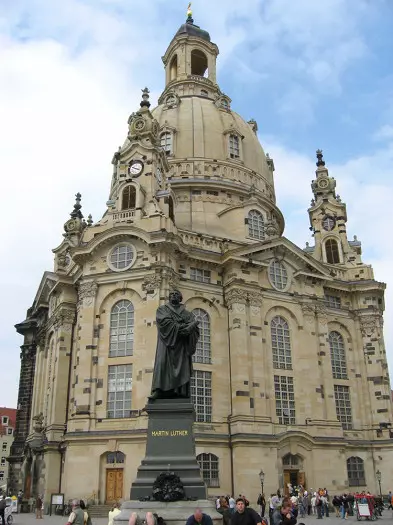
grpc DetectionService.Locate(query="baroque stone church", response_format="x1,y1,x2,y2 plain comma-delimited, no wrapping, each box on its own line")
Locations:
9,10,393,506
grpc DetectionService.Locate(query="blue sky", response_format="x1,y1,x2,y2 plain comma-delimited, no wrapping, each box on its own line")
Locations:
0,0,392,407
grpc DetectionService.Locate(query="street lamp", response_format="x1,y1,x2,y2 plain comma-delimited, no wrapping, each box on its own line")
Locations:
259,470,265,495
376,470,382,499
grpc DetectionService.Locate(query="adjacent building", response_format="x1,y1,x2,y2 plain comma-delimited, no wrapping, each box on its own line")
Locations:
0,408,16,493
9,11,393,506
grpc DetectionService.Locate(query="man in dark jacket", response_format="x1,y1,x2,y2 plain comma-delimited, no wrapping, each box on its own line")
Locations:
0,497,6,525
185,508,213,525
271,497,297,525
230,498,261,525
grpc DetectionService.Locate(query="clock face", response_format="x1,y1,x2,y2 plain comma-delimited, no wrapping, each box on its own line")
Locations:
318,178,328,189
129,161,143,177
322,216,335,231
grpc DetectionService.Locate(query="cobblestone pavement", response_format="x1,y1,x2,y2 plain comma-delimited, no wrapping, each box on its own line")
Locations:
8,511,393,525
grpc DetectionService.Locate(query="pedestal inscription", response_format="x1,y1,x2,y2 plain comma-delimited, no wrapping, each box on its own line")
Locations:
130,398,207,500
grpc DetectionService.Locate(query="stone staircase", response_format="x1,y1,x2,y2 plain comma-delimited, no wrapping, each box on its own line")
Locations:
88,504,112,518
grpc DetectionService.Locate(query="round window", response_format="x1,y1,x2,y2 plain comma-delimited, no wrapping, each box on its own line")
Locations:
269,260,289,291
108,244,135,271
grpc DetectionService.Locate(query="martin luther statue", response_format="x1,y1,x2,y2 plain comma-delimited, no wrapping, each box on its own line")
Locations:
150,290,199,400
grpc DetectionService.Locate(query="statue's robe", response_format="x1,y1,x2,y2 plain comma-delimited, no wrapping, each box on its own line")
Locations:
151,303,199,396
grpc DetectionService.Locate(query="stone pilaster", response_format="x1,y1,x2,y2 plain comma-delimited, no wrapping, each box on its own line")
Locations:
73,280,98,427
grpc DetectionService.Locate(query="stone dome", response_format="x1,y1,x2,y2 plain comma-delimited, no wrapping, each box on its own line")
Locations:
152,97,273,188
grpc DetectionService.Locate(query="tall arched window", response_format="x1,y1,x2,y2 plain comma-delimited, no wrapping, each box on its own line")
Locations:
169,54,178,81
192,309,211,364
329,331,347,379
191,50,208,77
168,196,175,224
248,210,264,240
122,186,136,210
325,239,340,264
197,453,219,487
347,457,365,486
109,300,134,357
160,132,172,155
271,316,292,369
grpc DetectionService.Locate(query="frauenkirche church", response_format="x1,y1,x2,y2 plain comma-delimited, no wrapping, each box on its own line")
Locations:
9,9,393,507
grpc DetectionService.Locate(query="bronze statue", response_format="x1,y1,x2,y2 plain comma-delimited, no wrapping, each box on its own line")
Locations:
150,290,199,400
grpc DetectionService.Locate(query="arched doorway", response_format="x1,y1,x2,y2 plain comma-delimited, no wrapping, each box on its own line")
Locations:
282,454,305,494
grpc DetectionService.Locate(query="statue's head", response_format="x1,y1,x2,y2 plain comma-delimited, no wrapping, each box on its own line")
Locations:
169,290,183,305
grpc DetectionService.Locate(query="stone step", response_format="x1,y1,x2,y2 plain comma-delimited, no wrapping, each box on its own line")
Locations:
88,505,112,518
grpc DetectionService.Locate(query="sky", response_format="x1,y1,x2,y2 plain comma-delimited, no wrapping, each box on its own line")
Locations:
0,0,392,408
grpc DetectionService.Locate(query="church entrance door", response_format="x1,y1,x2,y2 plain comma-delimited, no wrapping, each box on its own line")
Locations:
105,469,123,503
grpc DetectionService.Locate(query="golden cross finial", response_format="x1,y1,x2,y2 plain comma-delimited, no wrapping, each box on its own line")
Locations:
187,2,192,18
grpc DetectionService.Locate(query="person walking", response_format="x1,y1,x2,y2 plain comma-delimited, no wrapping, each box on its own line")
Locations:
0,496,7,525
257,494,266,518
36,495,43,519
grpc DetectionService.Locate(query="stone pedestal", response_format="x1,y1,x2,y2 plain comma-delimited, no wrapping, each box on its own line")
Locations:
115,500,222,525
130,398,207,500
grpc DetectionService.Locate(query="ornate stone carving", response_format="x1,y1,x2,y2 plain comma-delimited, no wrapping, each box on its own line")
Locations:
250,305,261,317
301,304,315,316
53,308,76,331
32,413,44,434
142,274,162,293
36,330,47,350
360,315,379,337
78,280,98,307
225,289,248,307
248,291,262,307
315,304,328,325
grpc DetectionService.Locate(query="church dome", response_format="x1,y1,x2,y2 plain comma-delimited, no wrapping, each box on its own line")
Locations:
152,97,273,188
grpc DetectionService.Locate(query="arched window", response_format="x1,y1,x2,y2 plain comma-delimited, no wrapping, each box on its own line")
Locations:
109,300,134,357
248,210,264,240
271,316,292,369
229,134,240,159
325,239,340,264
329,331,347,379
347,457,365,486
168,196,175,224
282,454,300,468
106,451,125,464
160,132,172,155
192,309,211,364
122,186,136,210
191,49,208,77
197,453,219,487
169,54,178,81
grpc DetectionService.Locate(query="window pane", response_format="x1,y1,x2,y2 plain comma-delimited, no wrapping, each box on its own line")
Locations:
248,210,264,240
334,385,352,430
274,375,296,424
191,370,212,423
109,300,134,357
269,260,288,290
271,316,292,370
192,309,211,364
107,364,132,418
329,331,347,379
197,453,219,487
